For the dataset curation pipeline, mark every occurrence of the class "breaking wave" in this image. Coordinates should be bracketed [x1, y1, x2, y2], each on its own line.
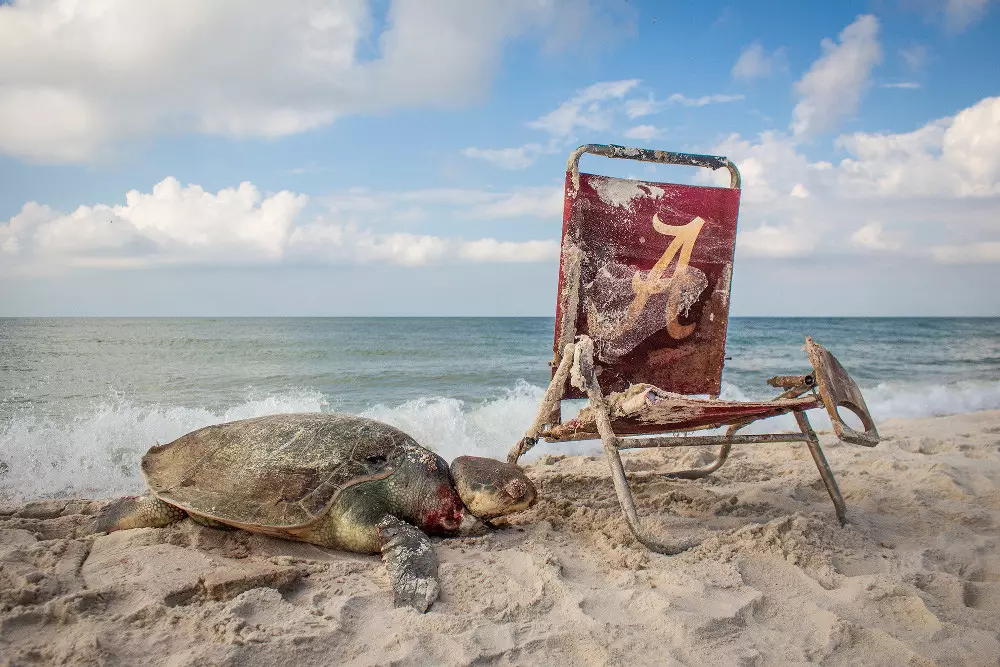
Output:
[2, 378, 999, 503]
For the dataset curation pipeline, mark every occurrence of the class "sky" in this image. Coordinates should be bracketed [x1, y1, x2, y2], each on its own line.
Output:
[1, 0, 998, 316]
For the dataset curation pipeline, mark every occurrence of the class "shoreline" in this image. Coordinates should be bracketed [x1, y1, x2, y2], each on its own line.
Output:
[3, 409, 999, 665]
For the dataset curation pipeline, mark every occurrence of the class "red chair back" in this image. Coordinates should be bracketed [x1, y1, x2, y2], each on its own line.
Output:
[553, 145, 742, 398]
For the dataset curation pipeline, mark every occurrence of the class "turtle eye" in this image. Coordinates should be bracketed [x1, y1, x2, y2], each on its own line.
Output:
[365, 454, 388, 464]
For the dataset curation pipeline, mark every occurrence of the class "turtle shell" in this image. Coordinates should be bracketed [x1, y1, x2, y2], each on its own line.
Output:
[141, 413, 415, 529]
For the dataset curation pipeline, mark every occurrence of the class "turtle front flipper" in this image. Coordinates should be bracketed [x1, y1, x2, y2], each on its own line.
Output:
[91, 495, 187, 533]
[377, 516, 440, 613]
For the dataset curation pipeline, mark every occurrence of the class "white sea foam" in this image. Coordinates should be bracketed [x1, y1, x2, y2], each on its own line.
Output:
[0, 389, 330, 503]
[864, 379, 1000, 420]
[3, 379, 1000, 503]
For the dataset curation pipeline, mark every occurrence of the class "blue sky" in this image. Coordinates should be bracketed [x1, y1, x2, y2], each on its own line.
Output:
[1, 0, 998, 316]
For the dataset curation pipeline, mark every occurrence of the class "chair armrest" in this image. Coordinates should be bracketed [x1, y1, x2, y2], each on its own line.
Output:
[805, 338, 880, 447]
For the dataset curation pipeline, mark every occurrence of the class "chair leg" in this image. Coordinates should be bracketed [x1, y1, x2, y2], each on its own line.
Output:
[507, 343, 576, 464]
[577, 346, 697, 555]
[793, 410, 847, 526]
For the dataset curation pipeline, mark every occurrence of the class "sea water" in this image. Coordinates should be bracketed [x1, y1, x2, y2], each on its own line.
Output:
[2, 317, 998, 502]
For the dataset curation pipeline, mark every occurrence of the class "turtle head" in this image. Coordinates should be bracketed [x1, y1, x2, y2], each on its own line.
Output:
[449, 456, 537, 520]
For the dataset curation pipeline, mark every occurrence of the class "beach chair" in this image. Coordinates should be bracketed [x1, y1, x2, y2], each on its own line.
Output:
[507, 144, 879, 554]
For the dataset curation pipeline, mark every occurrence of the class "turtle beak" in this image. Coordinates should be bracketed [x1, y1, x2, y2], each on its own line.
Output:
[457, 512, 489, 537]
[504, 477, 537, 511]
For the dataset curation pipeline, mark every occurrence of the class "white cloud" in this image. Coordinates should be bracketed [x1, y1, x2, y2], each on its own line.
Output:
[624, 125, 662, 141]
[287, 226, 559, 266]
[667, 93, 744, 107]
[931, 242, 1000, 263]
[836, 96, 1000, 197]
[790, 184, 810, 199]
[286, 224, 450, 267]
[940, 97, 1000, 193]
[625, 96, 664, 119]
[527, 79, 639, 138]
[629, 91, 743, 115]
[465, 81, 741, 168]
[791, 15, 882, 136]
[458, 238, 558, 263]
[0, 0, 610, 163]
[716, 96, 1000, 202]
[2, 179, 305, 266]
[463, 78, 640, 169]
[943, 0, 994, 32]
[0, 88, 106, 163]
[709, 131, 816, 203]
[392, 189, 498, 206]
[900, 44, 927, 71]
[708, 96, 1000, 263]
[731, 42, 786, 80]
[465, 188, 563, 219]
[880, 82, 921, 89]
[850, 222, 902, 250]
[738, 221, 820, 258]
[287, 225, 558, 267]
[1, 179, 563, 272]
[902, 0, 993, 32]
[462, 144, 544, 170]
[322, 186, 562, 220]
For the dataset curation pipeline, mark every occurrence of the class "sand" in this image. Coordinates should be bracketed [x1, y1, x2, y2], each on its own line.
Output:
[2, 410, 999, 666]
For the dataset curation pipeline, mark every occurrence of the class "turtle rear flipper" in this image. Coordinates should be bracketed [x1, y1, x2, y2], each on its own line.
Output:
[91, 495, 187, 534]
[377, 516, 439, 613]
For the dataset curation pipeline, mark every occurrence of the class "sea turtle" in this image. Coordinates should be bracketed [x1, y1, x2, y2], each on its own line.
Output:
[92, 412, 537, 612]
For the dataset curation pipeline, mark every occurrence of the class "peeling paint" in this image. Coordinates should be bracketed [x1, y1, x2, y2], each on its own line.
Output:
[591, 177, 665, 210]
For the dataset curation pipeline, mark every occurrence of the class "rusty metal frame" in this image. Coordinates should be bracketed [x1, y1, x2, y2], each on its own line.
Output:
[510, 337, 849, 554]
[566, 144, 742, 189]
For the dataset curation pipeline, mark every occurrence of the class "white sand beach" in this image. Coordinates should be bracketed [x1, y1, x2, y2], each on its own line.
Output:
[2, 410, 999, 666]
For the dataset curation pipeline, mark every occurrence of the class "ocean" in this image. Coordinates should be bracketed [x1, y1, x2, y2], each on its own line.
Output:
[2, 317, 999, 503]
